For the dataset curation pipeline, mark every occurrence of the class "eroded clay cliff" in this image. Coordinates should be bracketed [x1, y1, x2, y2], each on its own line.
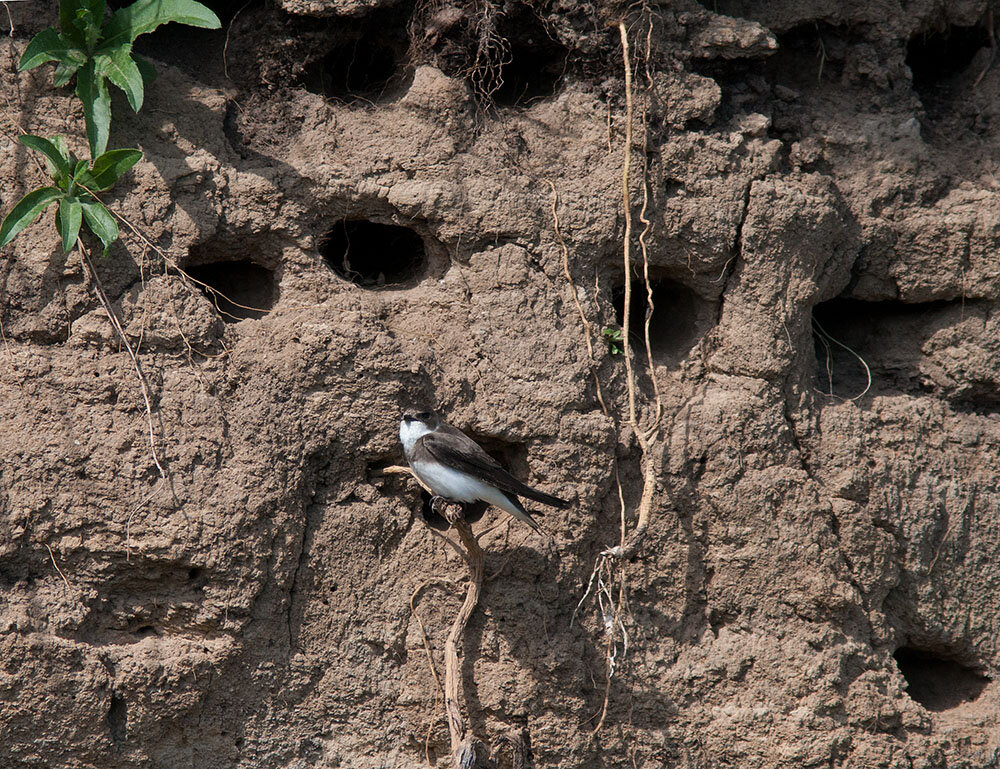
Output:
[2, 0, 1000, 766]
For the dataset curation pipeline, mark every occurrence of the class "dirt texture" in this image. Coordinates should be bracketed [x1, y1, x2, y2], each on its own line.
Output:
[2, 0, 1000, 767]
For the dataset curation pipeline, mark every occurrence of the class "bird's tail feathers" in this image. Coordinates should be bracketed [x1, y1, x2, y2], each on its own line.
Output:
[502, 492, 544, 533]
[520, 486, 570, 509]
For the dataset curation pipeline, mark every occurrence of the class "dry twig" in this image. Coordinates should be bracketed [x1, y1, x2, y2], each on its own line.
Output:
[44, 543, 71, 590]
[79, 243, 169, 486]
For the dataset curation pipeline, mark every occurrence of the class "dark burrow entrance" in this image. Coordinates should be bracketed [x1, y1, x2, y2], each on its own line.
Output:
[906, 22, 992, 120]
[111, 0, 262, 82]
[322, 219, 426, 288]
[907, 23, 991, 89]
[812, 297, 965, 400]
[186, 260, 276, 321]
[894, 646, 990, 711]
[612, 276, 714, 367]
[300, 4, 412, 102]
[483, 4, 569, 106]
[414, 0, 570, 107]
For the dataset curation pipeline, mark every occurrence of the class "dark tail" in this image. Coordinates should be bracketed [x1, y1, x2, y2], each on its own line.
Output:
[518, 485, 570, 509]
[503, 493, 544, 533]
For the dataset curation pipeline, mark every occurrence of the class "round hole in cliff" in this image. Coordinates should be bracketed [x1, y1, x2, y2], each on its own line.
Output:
[894, 646, 990, 711]
[110, 0, 260, 83]
[487, 5, 569, 106]
[611, 277, 713, 366]
[813, 297, 958, 399]
[186, 260, 277, 321]
[300, 5, 412, 102]
[907, 23, 990, 90]
[135, 625, 157, 638]
[322, 219, 426, 288]
[416, 1, 569, 107]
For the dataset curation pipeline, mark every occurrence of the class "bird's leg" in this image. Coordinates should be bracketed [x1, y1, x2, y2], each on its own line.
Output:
[438, 499, 464, 528]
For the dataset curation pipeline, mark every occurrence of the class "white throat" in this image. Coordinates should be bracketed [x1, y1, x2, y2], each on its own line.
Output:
[399, 419, 433, 454]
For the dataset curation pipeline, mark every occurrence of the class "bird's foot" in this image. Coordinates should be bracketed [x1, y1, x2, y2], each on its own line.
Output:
[430, 495, 447, 515]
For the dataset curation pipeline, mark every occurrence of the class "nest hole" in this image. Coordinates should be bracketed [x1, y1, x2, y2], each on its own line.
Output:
[110, 0, 260, 82]
[894, 646, 990, 711]
[322, 219, 426, 288]
[907, 23, 990, 91]
[487, 5, 569, 106]
[812, 297, 960, 400]
[301, 6, 412, 102]
[107, 695, 127, 744]
[186, 260, 277, 321]
[418, 1, 569, 107]
[612, 277, 713, 367]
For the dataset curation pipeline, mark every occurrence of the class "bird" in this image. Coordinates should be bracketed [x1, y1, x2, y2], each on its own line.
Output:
[399, 409, 569, 533]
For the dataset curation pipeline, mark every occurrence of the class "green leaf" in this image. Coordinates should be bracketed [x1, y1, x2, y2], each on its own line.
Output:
[86, 148, 142, 191]
[18, 135, 72, 181]
[56, 197, 83, 252]
[51, 135, 73, 164]
[53, 61, 83, 87]
[133, 54, 157, 87]
[102, 45, 144, 112]
[76, 60, 112, 157]
[0, 186, 62, 248]
[80, 198, 118, 249]
[19, 28, 86, 71]
[60, 0, 106, 49]
[98, 0, 220, 51]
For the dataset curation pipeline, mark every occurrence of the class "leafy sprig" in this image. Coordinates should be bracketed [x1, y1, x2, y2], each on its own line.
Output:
[0, 135, 141, 253]
[19, 0, 220, 157]
[602, 327, 624, 355]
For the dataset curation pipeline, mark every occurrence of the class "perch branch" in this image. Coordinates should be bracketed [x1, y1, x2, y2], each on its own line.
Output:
[441, 501, 485, 769]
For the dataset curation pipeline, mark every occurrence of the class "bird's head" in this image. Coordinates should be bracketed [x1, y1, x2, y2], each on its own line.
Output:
[400, 409, 440, 451]
[401, 409, 440, 429]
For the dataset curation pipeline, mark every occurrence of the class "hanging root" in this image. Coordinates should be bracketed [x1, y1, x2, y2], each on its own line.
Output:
[564, 9, 665, 735]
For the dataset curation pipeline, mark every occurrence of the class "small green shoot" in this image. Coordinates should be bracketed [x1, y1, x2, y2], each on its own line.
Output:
[19, 0, 220, 156]
[602, 326, 623, 355]
[0, 134, 142, 253]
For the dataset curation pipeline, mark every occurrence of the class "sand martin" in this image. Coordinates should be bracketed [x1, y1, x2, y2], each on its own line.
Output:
[399, 410, 569, 532]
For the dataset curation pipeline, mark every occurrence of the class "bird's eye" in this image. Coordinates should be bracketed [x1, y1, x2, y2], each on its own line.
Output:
[417, 411, 431, 420]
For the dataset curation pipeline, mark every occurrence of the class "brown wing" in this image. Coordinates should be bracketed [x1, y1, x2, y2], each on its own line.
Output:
[419, 424, 569, 508]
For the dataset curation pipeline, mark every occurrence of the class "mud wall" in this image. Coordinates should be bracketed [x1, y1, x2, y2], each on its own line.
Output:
[2, 0, 1000, 767]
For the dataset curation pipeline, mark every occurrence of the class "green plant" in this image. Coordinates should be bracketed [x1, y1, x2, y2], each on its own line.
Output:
[0, 134, 141, 253]
[19, 0, 220, 156]
[602, 326, 623, 355]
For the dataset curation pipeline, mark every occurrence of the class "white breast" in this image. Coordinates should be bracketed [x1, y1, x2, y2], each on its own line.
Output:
[411, 460, 519, 516]
[399, 419, 432, 454]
